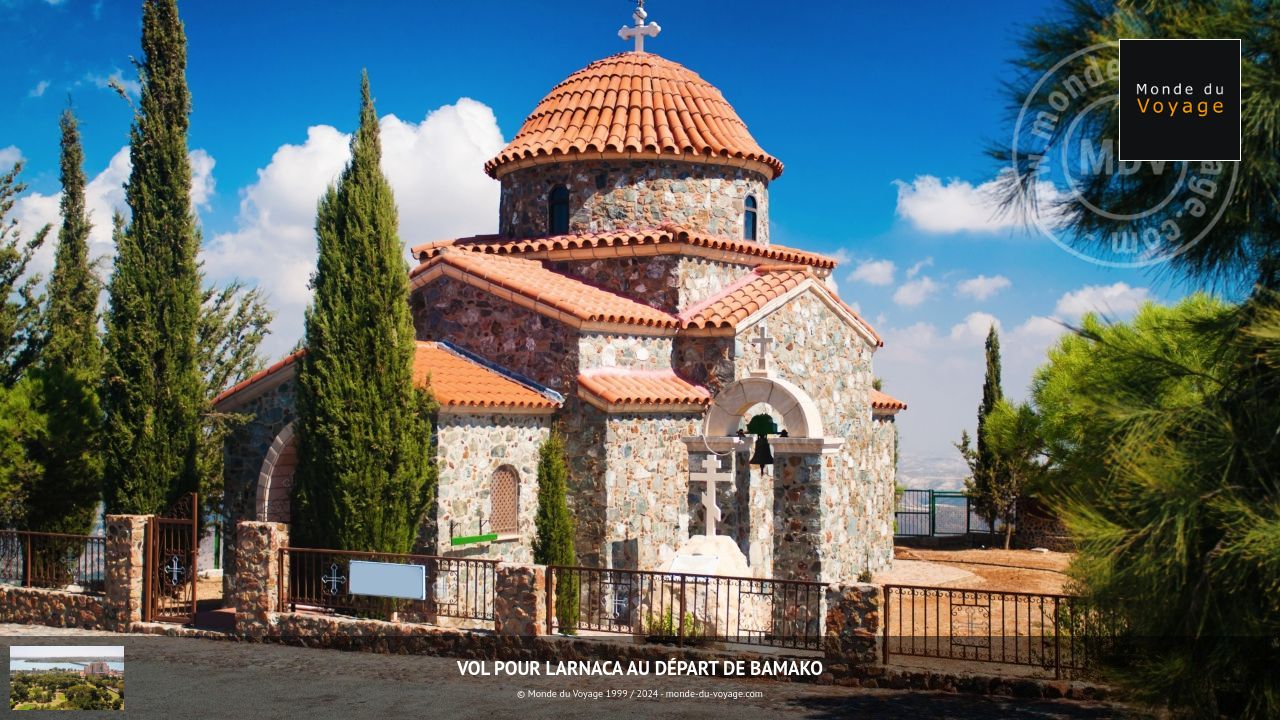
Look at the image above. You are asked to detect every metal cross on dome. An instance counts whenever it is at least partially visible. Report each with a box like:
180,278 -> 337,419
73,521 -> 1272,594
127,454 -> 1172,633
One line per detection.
619,0 -> 661,53
321,563 -> 346,595
163,555 -> 186,586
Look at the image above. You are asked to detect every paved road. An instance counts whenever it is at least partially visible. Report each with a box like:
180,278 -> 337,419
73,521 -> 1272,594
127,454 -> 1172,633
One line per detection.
0,625 -> 1146,719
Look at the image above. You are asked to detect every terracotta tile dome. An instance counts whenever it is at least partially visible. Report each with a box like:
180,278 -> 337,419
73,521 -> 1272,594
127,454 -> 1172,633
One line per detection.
485,52 -> 783,180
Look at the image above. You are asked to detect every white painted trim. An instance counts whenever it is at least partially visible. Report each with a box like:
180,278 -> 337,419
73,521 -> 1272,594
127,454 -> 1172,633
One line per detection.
256,422 -> 296,523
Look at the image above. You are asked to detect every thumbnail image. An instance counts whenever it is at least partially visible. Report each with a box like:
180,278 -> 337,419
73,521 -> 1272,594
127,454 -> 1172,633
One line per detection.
9,646 -> 124,711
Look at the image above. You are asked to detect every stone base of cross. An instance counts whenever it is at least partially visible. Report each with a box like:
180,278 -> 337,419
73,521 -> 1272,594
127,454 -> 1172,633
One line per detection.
689,453 -> 734,537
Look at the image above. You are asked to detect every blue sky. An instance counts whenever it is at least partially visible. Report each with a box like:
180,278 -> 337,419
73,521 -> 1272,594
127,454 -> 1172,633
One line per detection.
1,0 -> 1213,465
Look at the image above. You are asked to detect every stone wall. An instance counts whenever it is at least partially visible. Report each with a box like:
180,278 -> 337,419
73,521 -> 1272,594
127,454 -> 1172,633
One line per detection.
220,378 -> 296,598
0,586 -> 107,630
104,515 -> 147,630
732,290 -> 892,582
232,521 -> 289,637
603,413 -> 702,571
561,256 -> 682,313
674,335 -> 736,396
824,582 -> 880,666
677,257 -> 758,309
412,276 -> 580,395
577,333 -> 672,371
1014,513 -> 1074,553
498,159 -> 770,244
432,414 -> 550,563
493,563 -> 549,636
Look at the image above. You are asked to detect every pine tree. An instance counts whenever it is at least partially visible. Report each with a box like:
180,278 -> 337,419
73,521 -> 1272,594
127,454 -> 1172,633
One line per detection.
532,431 -> 578,633
102,0 -> 203,515
290,72 -> 436,553
965,324 -> 1006,532
26,108 -> 103,535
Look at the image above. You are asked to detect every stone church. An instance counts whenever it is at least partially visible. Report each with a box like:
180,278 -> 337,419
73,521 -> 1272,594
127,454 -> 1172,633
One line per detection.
215,11 -> 905,594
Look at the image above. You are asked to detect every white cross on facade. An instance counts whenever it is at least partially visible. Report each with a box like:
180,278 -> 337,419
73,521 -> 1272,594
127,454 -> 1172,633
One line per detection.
163,555 -> 186,586
619,1 -> 661,53
751,323 -> 774,374
689,454 -> 734,537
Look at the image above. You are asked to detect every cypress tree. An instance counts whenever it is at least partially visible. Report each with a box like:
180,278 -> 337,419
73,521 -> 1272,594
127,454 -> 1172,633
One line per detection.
532,431 -> 578,633
967,325 -> 1005,531
26,108 -> 103,534
102,0 -> 203,514
291,72 -> 436,553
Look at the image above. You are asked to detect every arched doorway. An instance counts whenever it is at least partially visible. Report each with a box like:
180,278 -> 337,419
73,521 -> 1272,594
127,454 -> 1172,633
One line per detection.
255,422 -> 296,523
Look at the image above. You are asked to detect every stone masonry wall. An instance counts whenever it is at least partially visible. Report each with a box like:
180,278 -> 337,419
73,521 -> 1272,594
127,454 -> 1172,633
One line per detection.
104,514 -> 147,631
603,413 -> 701,571
677,257 -> 759,309
432,414 -> 550,563
221,378 -> 296,598
577,333 -> 672,371
0,586 -> 107,630
733,291 -> 891,582
232,521 -> 289,636
493,563 -> 549,636
824,582 -> 881,667
560,256 -> 682,313
499,159 -> 770,244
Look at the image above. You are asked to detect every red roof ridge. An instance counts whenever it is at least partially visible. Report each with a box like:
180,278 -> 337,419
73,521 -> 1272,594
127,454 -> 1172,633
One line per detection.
213,349 -> 305,406
871,388 -> 908,411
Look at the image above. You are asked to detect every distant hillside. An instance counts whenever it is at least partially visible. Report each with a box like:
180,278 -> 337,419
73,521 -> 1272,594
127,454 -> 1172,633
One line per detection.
897,454 -> 968,491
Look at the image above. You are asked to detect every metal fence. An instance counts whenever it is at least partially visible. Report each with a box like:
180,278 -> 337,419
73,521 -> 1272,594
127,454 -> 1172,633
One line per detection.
883,584 -> 1116,678
895,489 -> 996,537
0,530 -> 106,595
279,547 -> 496,623
546,565 -> 827,650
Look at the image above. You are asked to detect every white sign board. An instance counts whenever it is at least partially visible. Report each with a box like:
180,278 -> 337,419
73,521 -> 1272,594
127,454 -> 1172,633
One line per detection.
349,560 -> 426,600
668,554 -> 720,575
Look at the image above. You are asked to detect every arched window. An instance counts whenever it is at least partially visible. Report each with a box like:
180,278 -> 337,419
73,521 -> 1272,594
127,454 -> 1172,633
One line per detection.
490,466 -> 520,535
743,194 -> 758,241
548,185 -> 570,235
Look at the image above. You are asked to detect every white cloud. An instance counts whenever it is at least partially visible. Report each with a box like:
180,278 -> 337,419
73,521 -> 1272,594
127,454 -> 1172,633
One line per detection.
12,145 -> 213,282
892,276 -> 939,307
956,274 -> 1011,301
28,80 -> 50,98
202,98 -> 504,357
848,258 -> 895,286
1053,282 -> 1150,321
0,145 -> 22,169
949,312 -> 1000,342
893,171 -> 1066,234
906,257 -> 932,279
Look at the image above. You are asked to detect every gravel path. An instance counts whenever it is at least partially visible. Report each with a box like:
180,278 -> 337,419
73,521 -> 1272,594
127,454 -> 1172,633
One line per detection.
0,624 -> 1149,719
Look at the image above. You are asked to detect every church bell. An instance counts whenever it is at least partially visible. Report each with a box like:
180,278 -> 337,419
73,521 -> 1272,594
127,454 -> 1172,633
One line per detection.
749,434 -> 774,468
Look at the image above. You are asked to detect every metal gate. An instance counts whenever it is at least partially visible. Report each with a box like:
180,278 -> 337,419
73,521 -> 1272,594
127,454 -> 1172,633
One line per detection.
144,492 -> 198,624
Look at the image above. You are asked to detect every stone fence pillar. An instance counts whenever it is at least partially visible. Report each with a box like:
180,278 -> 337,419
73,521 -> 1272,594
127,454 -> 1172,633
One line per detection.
231,521 -> 289,636
824,582 -> 881,667
493,563 -> 549,636
104,515 -> 148,631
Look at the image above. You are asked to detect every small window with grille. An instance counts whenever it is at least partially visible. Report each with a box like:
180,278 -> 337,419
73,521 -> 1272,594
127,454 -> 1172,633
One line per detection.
490,466 -> 520,535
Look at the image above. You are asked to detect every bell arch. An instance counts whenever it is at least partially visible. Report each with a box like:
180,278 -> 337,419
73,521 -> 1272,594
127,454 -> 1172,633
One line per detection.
703,375 -> 824,438
255,422 -> 297,523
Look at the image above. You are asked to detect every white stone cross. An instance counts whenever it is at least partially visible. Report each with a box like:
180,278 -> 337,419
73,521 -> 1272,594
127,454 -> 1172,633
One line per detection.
751,323 -> 774,374
689,454 -> 734,537
321,563 -> 346,595
619,0 -> 661,53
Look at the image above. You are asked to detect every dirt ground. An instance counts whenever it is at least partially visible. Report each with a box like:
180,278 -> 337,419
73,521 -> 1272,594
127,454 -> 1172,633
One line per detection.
877,547 -> 1074,595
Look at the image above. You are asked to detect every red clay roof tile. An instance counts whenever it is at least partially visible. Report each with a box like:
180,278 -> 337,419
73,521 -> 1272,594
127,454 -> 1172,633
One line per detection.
577,368 -> 711,410
411,226 -> 836,271
486,53 -> 782,179
870,389 -> 907,411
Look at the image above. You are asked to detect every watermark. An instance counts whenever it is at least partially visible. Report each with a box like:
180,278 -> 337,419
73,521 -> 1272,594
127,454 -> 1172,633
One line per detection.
1011,42 -> 1238,268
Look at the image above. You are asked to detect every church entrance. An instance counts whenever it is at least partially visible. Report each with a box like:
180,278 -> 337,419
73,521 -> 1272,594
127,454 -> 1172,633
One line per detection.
256,423 -> 296,523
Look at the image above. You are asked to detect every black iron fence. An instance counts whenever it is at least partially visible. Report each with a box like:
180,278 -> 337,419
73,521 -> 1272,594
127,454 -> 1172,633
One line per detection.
547,565 -> 827,650
0,530 -> 106,595
883,584 -> 1117,678
279,547 -> 496,623
895,489 -> 996,537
